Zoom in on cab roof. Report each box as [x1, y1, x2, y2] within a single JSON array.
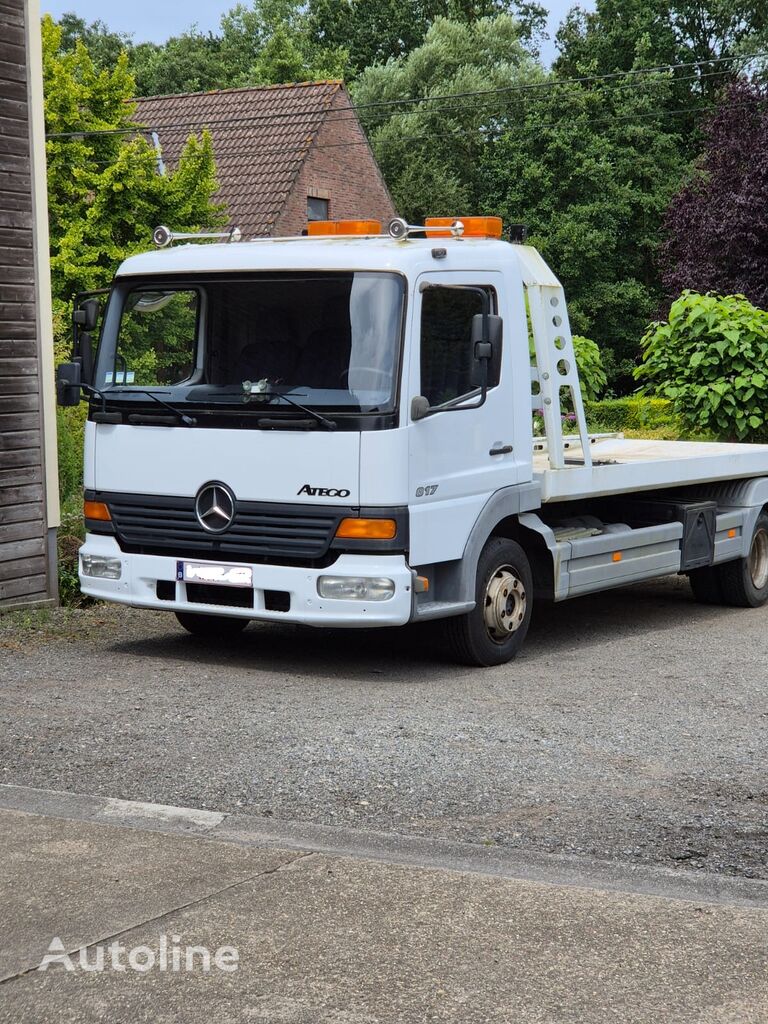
[[115, 235, 523, 279]]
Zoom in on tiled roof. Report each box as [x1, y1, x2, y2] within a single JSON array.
[[133, 81, 344, 237]]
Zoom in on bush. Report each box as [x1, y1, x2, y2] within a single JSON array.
[[57, 403, 87, 503], [583, 396, 676, 433], [57, 493, 89, 608], [635, 291, 768, 441], [572, 334, 607, 401]]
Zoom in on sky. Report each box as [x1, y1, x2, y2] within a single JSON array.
[[41, 1, 595, 67]]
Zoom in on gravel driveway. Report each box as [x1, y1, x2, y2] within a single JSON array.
[[1, 574, 766, 878]]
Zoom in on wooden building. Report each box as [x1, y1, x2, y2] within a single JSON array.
[[0, 0, 59, 609]]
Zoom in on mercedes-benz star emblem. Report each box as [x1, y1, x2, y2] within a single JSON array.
[[195, 482, 236, 533]]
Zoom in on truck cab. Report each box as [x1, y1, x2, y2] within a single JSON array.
[[58, 217, 768, 665]]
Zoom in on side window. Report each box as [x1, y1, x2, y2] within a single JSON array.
[[113, 289, 200, 387], [420, 286, 497, 407]]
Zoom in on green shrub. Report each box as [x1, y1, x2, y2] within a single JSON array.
[[57, 493, 89, 608], [583, 396, 676, 433], [57, 403, 87, 503], [572, 334, 607, 401], [635, 291, 768, 441]]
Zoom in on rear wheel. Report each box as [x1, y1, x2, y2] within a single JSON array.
[[717, 512, 768, 608], [175, 611, 249, 637], [444, 536, 533, 667]]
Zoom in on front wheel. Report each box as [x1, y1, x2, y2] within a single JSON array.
[[175, 611, 249, 637], [444, 536, 533, 667]]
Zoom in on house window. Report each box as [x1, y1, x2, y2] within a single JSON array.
[[307, 196, 329, 221]]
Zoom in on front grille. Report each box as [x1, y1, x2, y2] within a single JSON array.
[[103, 492, 350, 565]]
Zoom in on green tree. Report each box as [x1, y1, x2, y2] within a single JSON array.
[[54, 12, 132, 71], [554, 0, 768, 110], [42, 15, 222, 338], [218, 0, 348, 86], [309, 0, 546, 74], [131, 32, 226, 97], [353, 15, 540, 221], [480, 71, 688, 388]]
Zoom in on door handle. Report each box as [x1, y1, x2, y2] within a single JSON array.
[[489, 445, 514, 456]]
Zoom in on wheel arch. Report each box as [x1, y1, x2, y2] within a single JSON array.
[[414, 484, 544, 610], [490, 514, 555, 599]]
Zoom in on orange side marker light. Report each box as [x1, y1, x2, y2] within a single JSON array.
[[83, 500, 111, 521]]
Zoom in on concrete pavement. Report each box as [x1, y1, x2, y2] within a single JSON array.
[[2, 790, 767, 1023]]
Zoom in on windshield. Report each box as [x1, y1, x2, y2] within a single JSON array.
[[95, 272, 406, 415]]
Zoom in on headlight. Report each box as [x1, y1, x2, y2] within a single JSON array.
[[80, 554, 122, 580], [317, 576, 395, 601]]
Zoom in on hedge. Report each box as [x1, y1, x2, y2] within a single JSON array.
[[583, 396, 677, 433]]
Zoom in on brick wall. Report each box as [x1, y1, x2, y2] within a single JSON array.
[[275, 86, 396, 236]]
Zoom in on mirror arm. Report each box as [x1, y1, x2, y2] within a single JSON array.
[[81, 381, 107, 413]]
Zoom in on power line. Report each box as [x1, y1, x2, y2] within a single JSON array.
[[79, 95, 768, 174], [45, 49, 768, 141], [194, 98, 767, 160], [135, 63, 750, 142]]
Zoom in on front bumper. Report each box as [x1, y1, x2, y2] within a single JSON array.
[[78, 534, 415, 627]]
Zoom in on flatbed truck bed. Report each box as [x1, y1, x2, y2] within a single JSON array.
[[534, 436, 768, 502]]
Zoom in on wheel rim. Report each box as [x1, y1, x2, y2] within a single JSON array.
[[483, 564, 527, 643], [749, 528, 768, 589]]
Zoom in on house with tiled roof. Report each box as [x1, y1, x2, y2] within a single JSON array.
[[133, 81, 396, 238]]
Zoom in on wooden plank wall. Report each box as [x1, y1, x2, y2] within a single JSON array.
[[0, 0, 51, 607]]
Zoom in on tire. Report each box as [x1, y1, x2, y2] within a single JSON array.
[[715, 511, 768, 608], [444, 536, 533, 667], [688, 565, 724, 605], [175, 611, 249, 637]]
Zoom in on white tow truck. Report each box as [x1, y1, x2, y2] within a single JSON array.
[[57, 215, 768, 665]]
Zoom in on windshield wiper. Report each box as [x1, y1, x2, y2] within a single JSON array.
[[108, 388, 197, 426], [242, 381, 337, 431]]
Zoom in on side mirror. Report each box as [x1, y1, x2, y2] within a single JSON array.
[[56, 361, 82, 407], [73, 298, 100, 333], [411, 395, 430, 421], [72, 297, 100, 386], [471, 313, 503, 388]]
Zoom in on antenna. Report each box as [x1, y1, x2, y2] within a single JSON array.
[[152, 225, 242, 248]]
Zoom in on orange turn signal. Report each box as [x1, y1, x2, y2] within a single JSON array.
[[307, 219, 382, 236], [425, 216, 503, 239], [612, 551, 622, 562], [728, 528, 737, 539], [83, 500, 111, 521], [335, 517, 397, 540]]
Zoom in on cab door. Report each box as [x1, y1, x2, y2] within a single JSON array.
[[407, 271, 522, 566]]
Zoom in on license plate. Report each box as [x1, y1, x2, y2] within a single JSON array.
[[178, 561, 253, 588]]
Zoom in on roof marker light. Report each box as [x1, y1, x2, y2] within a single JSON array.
[[424, 216, 503, 239], [307, 219, 382, 236]]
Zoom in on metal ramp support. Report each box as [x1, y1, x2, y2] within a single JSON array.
[[517, 246, 592, 471]]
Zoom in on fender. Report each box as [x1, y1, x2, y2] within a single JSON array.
[[410, 482, 542, 619], [695, 477, 768, 557]]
